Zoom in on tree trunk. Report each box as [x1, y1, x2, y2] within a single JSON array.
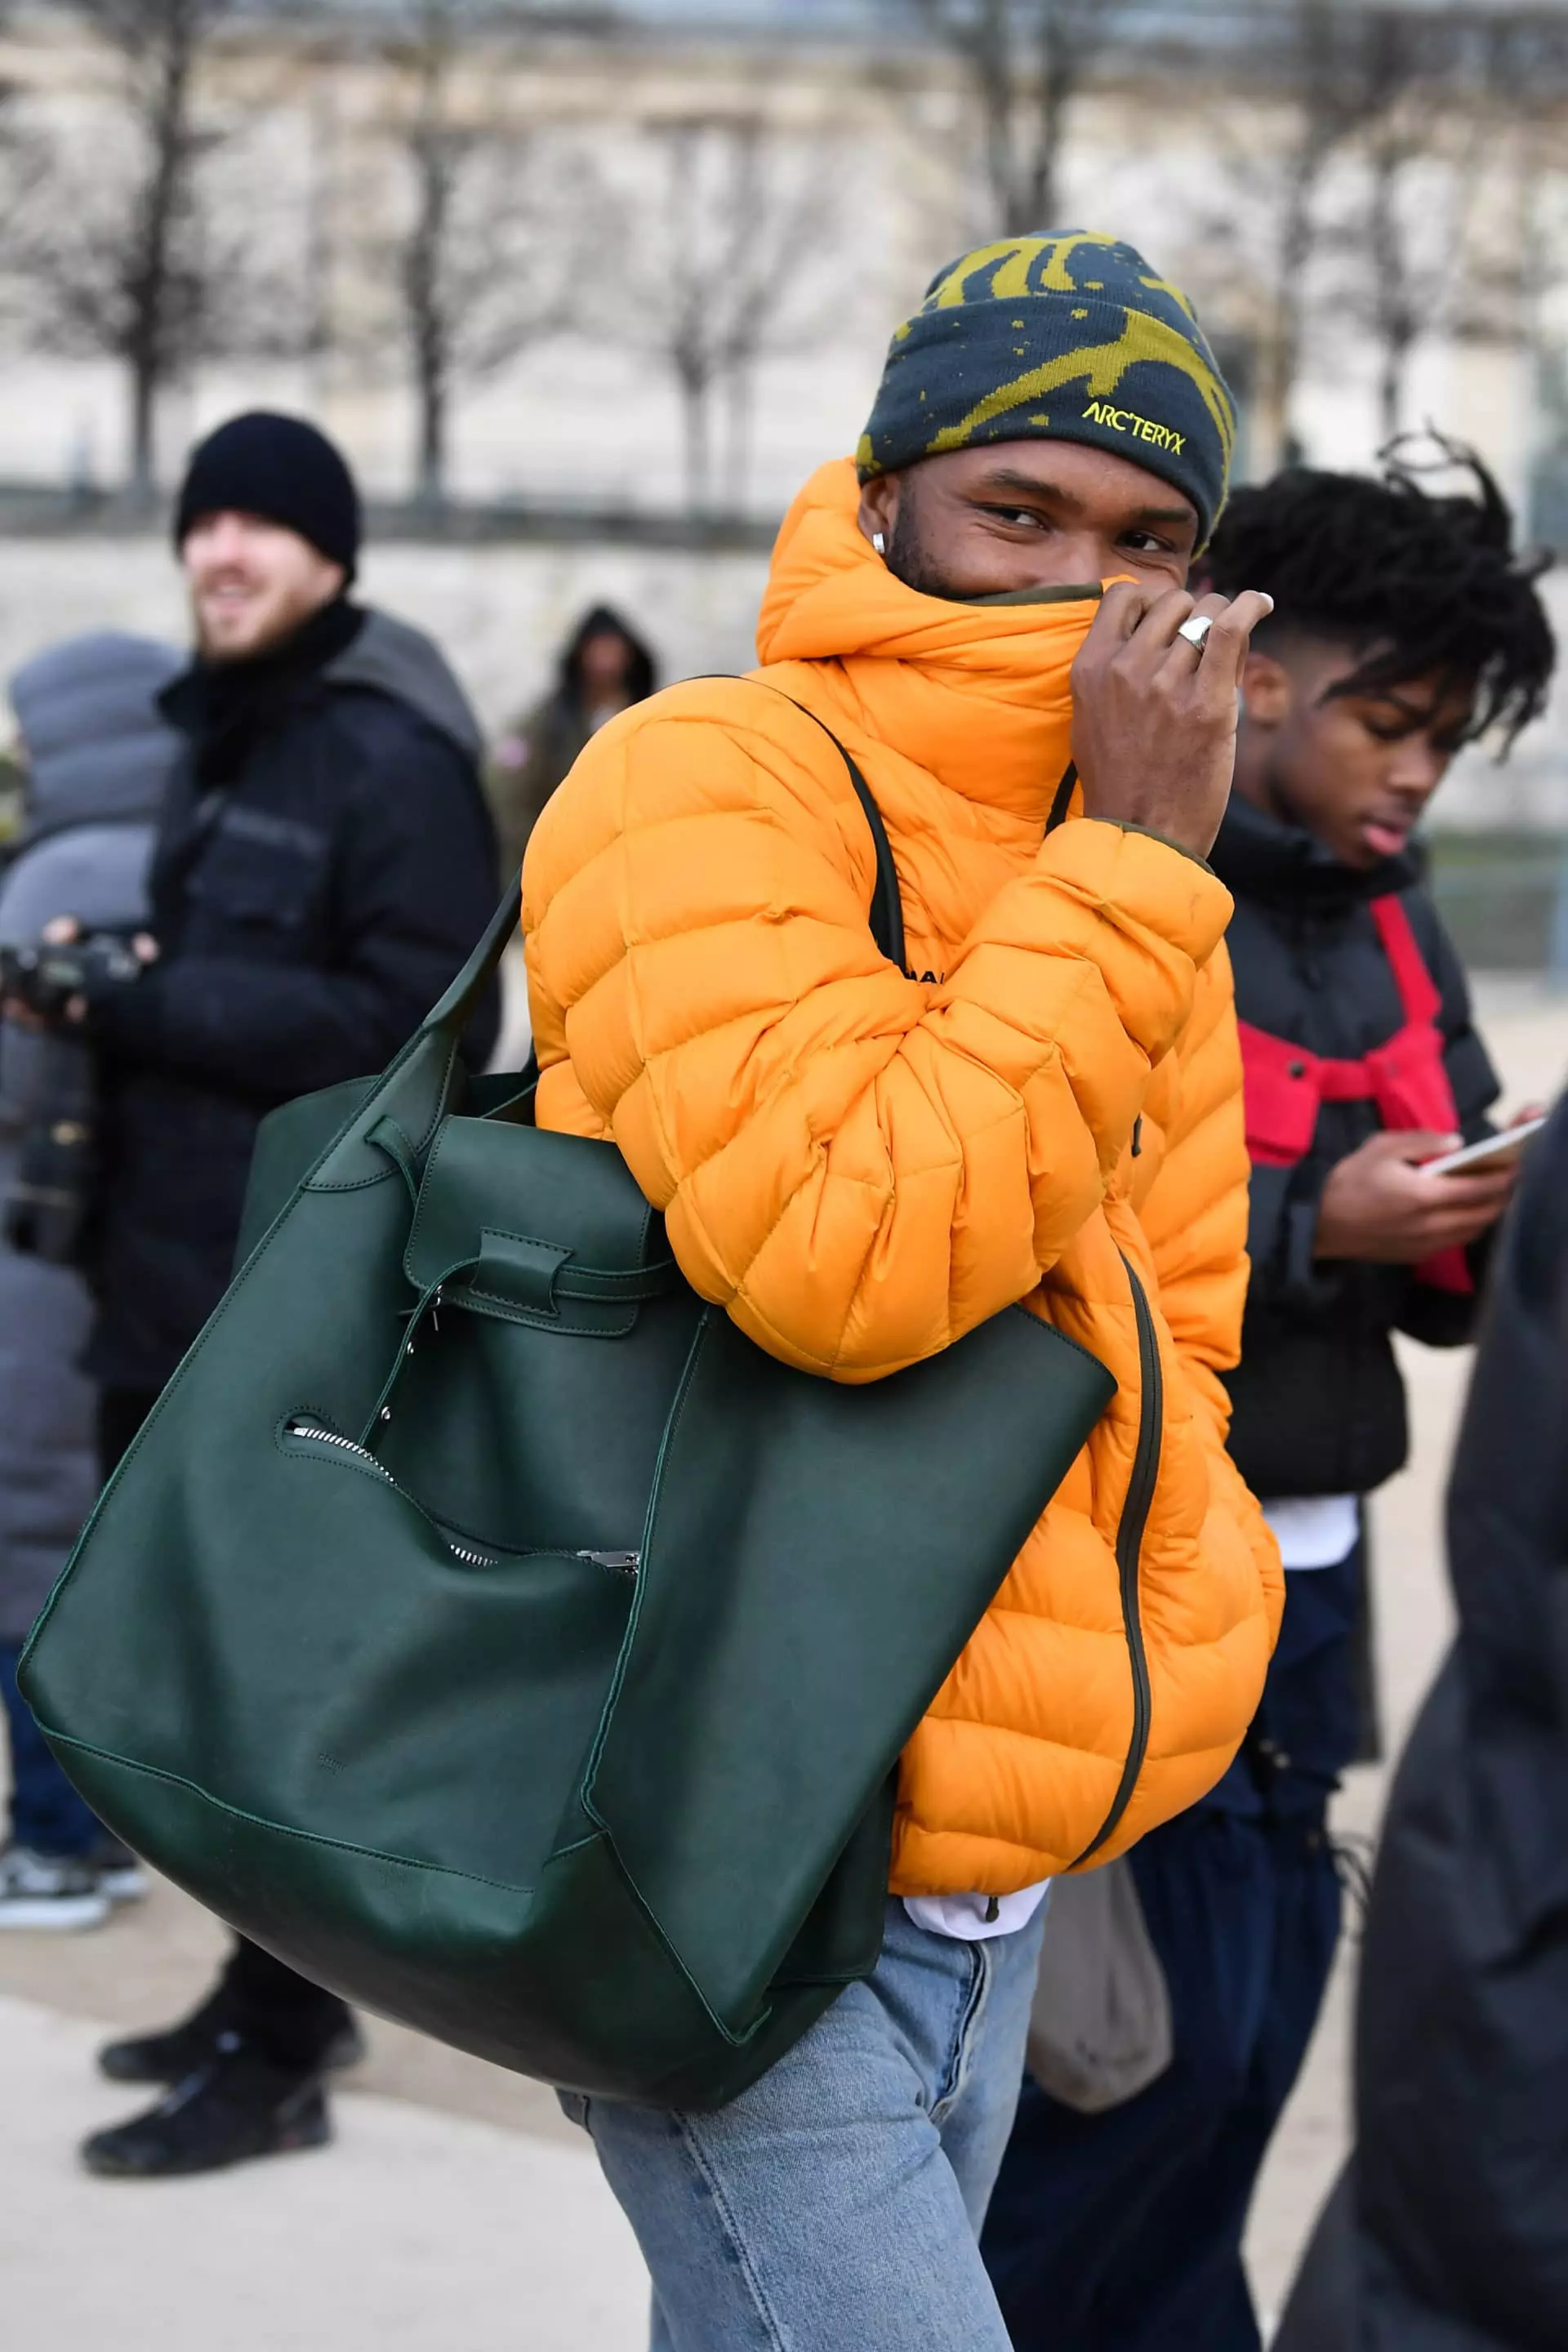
[[122, 0, 200, 500], [1367, 140, 1410, 449], [417, 366, 446, 506], [1018, 1, 1074, 236], [681, 369, 711, 514], [973, 0, 1019, 236], [129, 359, 158, 500], [1379, 332, 1410, 447], [723, 363, 753, 510], [1258, 146, 1320, 474]]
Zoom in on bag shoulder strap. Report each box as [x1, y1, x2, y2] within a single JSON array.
[[1370, 893, 1442, 1030], [745, 683, 906, 975]]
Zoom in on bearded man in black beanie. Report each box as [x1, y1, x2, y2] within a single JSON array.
[[12, 410, 500, 2176]]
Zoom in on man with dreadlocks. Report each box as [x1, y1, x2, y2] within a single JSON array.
[[983, 440, 1556, 2352]]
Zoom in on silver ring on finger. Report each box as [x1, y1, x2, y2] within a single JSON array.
[[1176, 613, 1214, 652]]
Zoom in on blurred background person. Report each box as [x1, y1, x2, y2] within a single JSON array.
[[983, 444, 1556, 2352], [1276, 1085, 1568, 2352], [0, 630, 181, 1931], [488, 604, 657, 877], [2, 408, 501, 2180]]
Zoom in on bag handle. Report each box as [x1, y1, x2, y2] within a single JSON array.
[[421, 682, 910, 1043], [422, 869, 526, 1040]]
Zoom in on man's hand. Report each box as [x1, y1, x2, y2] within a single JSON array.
[[1070, 583, 1276, 860], [1314, 1129, 1517, 1263]]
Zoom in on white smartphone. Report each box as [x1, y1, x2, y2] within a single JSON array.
[[1425, 1117, 1548, 1178]]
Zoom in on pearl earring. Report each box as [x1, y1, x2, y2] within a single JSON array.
[[871, 532, 886, 555]]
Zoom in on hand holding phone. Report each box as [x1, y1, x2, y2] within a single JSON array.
[[1424, 1117, 1548, 1178], [1316, 1129, 1520, 1263]]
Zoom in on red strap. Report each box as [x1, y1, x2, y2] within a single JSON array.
[[1370, 896, 1441, 1028], [1236, 894, 1472, 1295]]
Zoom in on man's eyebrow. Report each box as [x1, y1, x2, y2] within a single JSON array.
[[969, 468, 1196, 528], [1361, 686, 1437, 718]]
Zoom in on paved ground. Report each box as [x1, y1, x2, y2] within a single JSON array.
[[3, 978, 1564, 2348]]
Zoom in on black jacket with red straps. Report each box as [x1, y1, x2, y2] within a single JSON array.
[[1210, 795, 1499, 1502]]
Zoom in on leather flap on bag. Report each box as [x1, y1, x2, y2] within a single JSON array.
[[403, 1114, 679, 1332]]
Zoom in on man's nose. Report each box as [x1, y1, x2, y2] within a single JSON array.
[[199, 515, 250, 568], [1052, 534, 1112, 584], [1388, 738, 1447, 800]]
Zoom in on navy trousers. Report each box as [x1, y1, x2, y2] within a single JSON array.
[[1, 1638, 101, 1857], [982, 1552, 1360, 2352]]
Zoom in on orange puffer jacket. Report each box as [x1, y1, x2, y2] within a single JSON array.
[[523, 459, 1283, 1896]]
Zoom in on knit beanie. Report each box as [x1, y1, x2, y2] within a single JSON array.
[[173, 412, 362, 580], [858, 232, 1236, 546]]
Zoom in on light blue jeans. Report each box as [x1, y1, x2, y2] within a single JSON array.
[[559, 1896, 1047, 2350]]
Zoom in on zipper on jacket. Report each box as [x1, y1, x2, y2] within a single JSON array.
[[281, 1419, 639, 1578], [1072, 1256, 1160, 1865]]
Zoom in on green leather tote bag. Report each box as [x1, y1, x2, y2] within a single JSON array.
[[21, 718, 1114, 2110]]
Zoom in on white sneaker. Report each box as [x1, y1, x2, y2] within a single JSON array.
[[87, 1838, 149, 1904], [0, 1842, 111, 1930]]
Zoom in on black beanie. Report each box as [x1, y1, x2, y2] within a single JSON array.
[[174, 412, 362, 580]]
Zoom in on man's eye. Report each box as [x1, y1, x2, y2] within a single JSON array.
[[1120, 529, 1176, 555], [978, 503, 1048, 529]]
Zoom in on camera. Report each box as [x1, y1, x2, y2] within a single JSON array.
[[0, 930, 143, 1021], [0, 929, 137, 1265]]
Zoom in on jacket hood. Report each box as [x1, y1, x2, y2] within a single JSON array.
[[11, 631, 184, 839], [326, 608, 484, 764], [557, 604, 658, 707], [756, 458, 1101, 826]]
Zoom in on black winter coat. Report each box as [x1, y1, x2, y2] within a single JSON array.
[[1211, 797, 1498, 1500], [86, 602, 500, 1391], [1276, 1099, 1568, 2352]]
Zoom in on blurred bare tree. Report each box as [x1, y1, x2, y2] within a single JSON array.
[[903, 0, 1128, 235], [359, 0, 583, 505], [1347, 9, 1467, 445], [602, 116, 839, 513], [1189, 2, 1568, 466], [1254, 0, 1386, 466], [3, 0, 297, 494], [1332, 7, 1568, 445]]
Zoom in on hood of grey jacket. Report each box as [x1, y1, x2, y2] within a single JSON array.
[[325, 608, 484, 765], [11, 630, 185, 839]]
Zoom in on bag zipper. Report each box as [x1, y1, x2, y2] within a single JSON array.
[[1071, 1255, 1160, 1865], [281, 1419, 639, 1577]]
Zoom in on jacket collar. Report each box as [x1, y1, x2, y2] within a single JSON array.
[[1209, 791, 1419, 914], [757, 460, 1098, 826], [162, 598, 366, 791]]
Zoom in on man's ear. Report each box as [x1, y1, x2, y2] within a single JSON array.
[[1240, 649, 1291, 728], [858, 473, 901, 550]]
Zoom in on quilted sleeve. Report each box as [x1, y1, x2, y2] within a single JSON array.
[[1139, 945, 1284, 1641], [523, 696, 1235, 1382]]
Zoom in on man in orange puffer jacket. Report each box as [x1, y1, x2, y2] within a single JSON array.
[[523, 232, 1283, 2349]]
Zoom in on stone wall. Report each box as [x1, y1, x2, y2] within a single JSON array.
[[0, 528, 774, 735], [0, 527, 1561, 831]]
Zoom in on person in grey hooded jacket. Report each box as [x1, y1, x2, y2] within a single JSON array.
[[0, 630, 183, 1931]]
